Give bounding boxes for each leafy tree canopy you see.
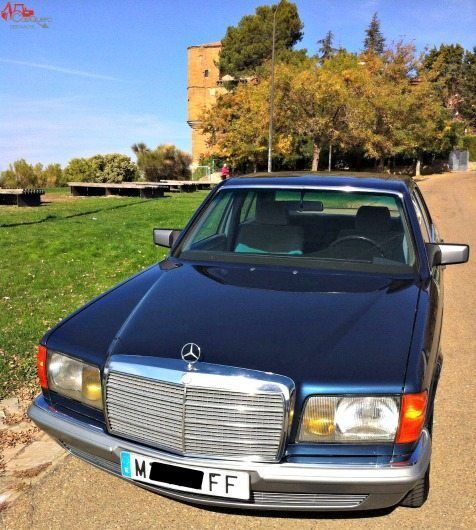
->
[422,44,476,128]
[218,0,303,77]
[1,159,37,188]
[42,163,66,187]
[1,160,66,188]
[203,44,457,172]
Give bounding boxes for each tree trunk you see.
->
[311,143,320,172]
[253,161,258,173]
[415,157,421,177]
[328,144,333,172]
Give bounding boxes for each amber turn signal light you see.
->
[37,345,48,389]
[396,391,428,443]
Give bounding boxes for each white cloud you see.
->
[0,59,121,81]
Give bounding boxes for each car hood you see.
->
[108,262,420,396]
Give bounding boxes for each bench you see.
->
[68,182,168,198]
[0,188,45,207]
[143,180,213,192]
[68,181,213,197]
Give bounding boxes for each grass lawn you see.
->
[0,190,208,398]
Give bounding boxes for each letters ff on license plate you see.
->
[120,451,250,500]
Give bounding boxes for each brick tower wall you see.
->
[187,42,222,165]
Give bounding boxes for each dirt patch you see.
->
[0,387,66,511]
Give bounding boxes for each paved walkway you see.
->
[1,171,475,529]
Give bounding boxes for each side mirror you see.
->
[153,228,181,248]
[426,243,469,267]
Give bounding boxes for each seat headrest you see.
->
[256,194,288,225]
[355,206,391,233]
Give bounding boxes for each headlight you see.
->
[48,351,103,409]
[298,396,399,443]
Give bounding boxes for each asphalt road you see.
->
[2,172,475,529]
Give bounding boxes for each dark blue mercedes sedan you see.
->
[29,175,469,511]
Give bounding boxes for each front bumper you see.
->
[29,395,431,511]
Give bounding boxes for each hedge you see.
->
[463,135,476,161]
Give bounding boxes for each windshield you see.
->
[175,188,416,273]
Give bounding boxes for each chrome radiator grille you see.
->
[105,370,286,461]
[106,372,183,453]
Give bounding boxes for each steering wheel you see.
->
[329,235,385,258]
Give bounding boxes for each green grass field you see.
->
[0,190,208,398]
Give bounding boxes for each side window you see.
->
[192,193,233,242]
[240,192,257,223]
[412,193,430,243]
[415,188,436,241]
[414,188,432,225]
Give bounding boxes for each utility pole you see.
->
[267,4,279,173]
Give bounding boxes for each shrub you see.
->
[43,163,66,187]
[64,158,96,183]
[90,154,138,183]
[137,144,192,181]
[463,135,476,161]
[64,155,138,183]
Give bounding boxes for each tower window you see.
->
[204,69,209,78]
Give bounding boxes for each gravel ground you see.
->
[2,171,475,529]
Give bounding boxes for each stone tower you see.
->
[187,41,222,165]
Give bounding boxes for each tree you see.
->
[203,38,458,174]
[357,44,455,173]
[281,52,377,170]
[461,47,476,128]
[363,13,385,55]
[131,142,149,157]
[202,61,306,171]
[218,0,303,77]
[137,145,192,181]
[33,163,46,187]
[317,31,337,63]
[0,159,37,188]
[423,44,476,128]
[64,157,96,183]
[42,163,65,187]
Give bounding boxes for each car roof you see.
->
[222,172,414,194]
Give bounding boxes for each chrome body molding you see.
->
[29,395,431,512]
[103,356,295,463]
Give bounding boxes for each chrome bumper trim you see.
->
[29,395,431,511]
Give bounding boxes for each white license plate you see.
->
[120,451,250,500]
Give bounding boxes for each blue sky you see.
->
[0,0,474,170]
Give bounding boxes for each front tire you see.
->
[399,464,430,508]
[400,392,435,508]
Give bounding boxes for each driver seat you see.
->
[337,206,404,261]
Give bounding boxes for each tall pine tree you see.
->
[317,31,337,62]
[218,0,303,77]
[364,13,385,55]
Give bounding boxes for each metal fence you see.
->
[192,165,211,181]
[449,150,469,171]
